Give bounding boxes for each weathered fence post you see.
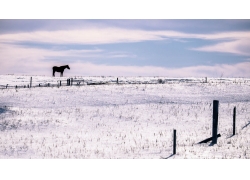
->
[60,81,61,86]
[71,78,73,86]
[205,77,207,83]
[212,100,219,144]
[15,85,17,89]
[30,77,32,88]
[6,84,8,89]
[48,83,50,87]
[117,78,119,84]
[233,106,236,136]
[173,129,176,154]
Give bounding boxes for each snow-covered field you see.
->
[0,75,250,159]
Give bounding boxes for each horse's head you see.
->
[66,65,70,69]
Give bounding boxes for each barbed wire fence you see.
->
[1,77,250,89]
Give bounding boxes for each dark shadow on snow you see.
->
[209,142,215,146]
[161,154,175,159]
[197,134,221,145]
[242,122,250,130]
[226,134,235,139]
[0,107,7,114]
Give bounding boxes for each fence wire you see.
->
[1,77,250,89]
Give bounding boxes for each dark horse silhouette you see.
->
[52,65,70,77]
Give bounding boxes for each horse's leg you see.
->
[61,70,64,77]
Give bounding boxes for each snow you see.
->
[0,75,250,158]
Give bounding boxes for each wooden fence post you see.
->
[173,129,176,154]
[60,81,61,86]
[71,78,73,86]
[30,77,32,88]
[233,106,236,135]
[212,100,219,144]
[205,77,207,83]
[117,78,119,84]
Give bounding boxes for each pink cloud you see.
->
[191,39,250,56]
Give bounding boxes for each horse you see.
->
[52,65,70,77]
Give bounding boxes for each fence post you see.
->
[173,129,176,154]
[71,78,73,86]
[233,106,236,135]
[30,77,32,88]
[117,78,119,84]
[6,84,8,89]
[212,100,219,144]
[205,77,207,83]
[60,81,61,86]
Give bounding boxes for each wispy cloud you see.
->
[1,28,250,56]
[0,43,136,74]
[1,28,250,45]
[0,28,163,45]
[57,61,250,77]
[191,39,250,56]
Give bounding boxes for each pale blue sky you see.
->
[0,19,250,77]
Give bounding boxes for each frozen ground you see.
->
[0,75,250,158]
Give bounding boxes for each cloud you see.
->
[1,28,250,45]
[54,61,250,77]
[0,28,163,45]
[0,43,137,75]
[191,39,250,56]
[1,27,250,56]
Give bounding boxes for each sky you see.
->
[0,19,250,77]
